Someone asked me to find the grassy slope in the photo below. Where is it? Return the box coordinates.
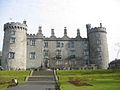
[57,70,120,90]
[0,71,30,90]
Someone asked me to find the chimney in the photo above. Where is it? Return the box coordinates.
[51,29,55,36]
[23,20,27,24]
[100,23,102,27]
[64,27,67,36]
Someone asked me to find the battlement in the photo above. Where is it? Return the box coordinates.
[87,23,106,34]
[4,21,27,31]
[27,34,37,38]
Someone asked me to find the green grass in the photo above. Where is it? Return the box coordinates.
[0,70,30,90]
[57,70,120,90]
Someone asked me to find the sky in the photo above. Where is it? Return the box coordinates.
[0,0,120,62]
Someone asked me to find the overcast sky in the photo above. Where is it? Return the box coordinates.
[0,0,120,62]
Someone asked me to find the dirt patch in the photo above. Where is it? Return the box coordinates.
[68,77,93,86]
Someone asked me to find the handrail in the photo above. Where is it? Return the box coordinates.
[53,69,61,90]
[25,70,33,81]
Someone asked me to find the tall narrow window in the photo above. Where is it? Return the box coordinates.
[44,50,49,56]
[70,50,75,58]
[71,41,74,48]
[8,52,15,59]
[30,52,36,59]
[10,37,16,44]
[68,43,70,48]
[44,42,48,48]
[56,42,60,48]
[56,50,61,59]
[30,39,35,46]
[61,43,64,47]
[68,41,74,48]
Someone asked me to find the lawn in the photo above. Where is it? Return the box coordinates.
[57,70,120,90]
[0,70,30,90]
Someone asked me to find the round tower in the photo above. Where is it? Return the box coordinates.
[86,23,109,69]
[2,21,27,70]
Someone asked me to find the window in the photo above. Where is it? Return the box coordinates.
[68,41,74,48]
[97,47,101,52]
[70,50,75,59]
[70,50,75,55]
[95,34,100,38]
[8,52,15,59]
[68,43,70,48]
[56,50,61,55]
[30,52,36,59]
[56,42,60,48]
[44,50,49,56]
[44,42,48,48]
[84,56,89,59]
[96,40,101,44]
[30,39,35,46]
[10,37,15,43]
[84,51,89,56]
[84,43,88,47]
[71,41,74,48]
[61,43,64,47]
[56,50,61,59]
[10,31,15,35]
[98,56,102,60]
[70,55,75,59]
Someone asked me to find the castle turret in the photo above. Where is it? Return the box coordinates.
[87,23,109,69]
[2,21,27,70]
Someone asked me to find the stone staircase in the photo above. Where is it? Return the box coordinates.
[7,69,60,90]
[26,69,57,90]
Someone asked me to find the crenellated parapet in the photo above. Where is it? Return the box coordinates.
[27,34,36,38]
[87,27,106,34]
[4,21,27,31]
[87,23,106,34]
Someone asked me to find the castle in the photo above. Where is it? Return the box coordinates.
[1,21,109,70]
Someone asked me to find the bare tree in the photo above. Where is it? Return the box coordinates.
[115,43,120,58]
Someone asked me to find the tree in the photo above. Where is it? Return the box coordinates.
[115,43,120,58]
[0,51,2,66]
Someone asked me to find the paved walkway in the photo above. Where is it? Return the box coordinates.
[7,69,57,90]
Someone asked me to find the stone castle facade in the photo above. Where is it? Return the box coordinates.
[1,21,109,70]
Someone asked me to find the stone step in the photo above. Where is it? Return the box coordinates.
[32,70,54,76]
[25,81,56,85]
[27,76,55,81]
[7,84,56,90]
